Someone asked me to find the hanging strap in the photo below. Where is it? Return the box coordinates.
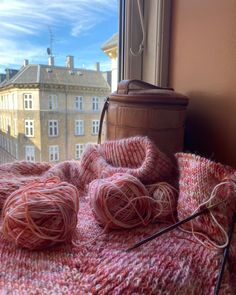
[97,97,109,144]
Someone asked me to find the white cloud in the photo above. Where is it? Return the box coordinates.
[0,38,46,71]
[0,0,117,72]
[0,0,117,37]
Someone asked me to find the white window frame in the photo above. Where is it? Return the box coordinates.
[23,93,33,110]
[75,120,84,136]
[49,145,59,162]
[121,0,171,86]
[75,96,83,111]
[48,120,59,137]
[75,143,84,160]
[92,97,99,112]
[92,120,99,135]
[48,94,58,110]
[25,120,34,137]
[25,145,35,162]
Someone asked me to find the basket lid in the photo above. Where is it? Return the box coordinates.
[110,79,189,106]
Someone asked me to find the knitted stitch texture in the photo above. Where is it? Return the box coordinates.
[0,161,51,211]
[0,198,235,295]
[176,153,236,258]
[44,137,173,193]
[0,143,235,294]
[78,136,173,188]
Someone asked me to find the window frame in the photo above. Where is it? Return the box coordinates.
[24,119,34,137]
[75,120,84,136]
[23,93,33,110]
[92,97,99,112]
[25,145,35,162]
[75,143,84,160]
[92,119,99,135]
[49,145,59,162]
[75,96,83,111]
[120,0,171,86]
[48,94,58,110]
[48,120,59,137]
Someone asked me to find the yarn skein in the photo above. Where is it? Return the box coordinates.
[89,173,153,230]
[146,182,178,222]
[2,177,79,250]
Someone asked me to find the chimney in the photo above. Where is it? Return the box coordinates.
[24,59,29,67]
[66,55,74,69]
[95,62,100,71]
[48,56,54,66]
[5,68,18,80]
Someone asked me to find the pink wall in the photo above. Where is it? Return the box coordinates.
[169,0,236,167]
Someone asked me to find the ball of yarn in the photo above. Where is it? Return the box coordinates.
[146,182,178,222]
[2,177,79,250]
[89,173,152,230]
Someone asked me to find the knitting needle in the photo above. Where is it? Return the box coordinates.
[126,206,210,252]
[214,212,236,295]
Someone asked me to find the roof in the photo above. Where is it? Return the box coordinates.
[0,64,110,90]
[101,33,118,51]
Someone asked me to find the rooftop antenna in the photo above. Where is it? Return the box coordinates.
[47,26,54,57]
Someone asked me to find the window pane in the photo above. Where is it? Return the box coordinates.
[0,0,118,164]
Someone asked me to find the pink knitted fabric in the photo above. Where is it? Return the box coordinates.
[44,160,82,188]
[0,198,235,295]
[0,161,51,211]
[176,153,236,249]
[79,136,173,188]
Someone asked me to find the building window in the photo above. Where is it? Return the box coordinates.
[25,120,34,137]
[48,94,58,110]
[13,118,17,136]
[92,97,99,111]
[48,120,59,137]
[49,145,59,162]
[75,96,83,111]
[25,145,35,162]
[92,120,99,135]
[23,94,33,110]
[75,144,84,159]
[75,120,84,135]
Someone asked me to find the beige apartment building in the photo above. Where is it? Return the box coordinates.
[101,33,118,92]
[0,56,110,164]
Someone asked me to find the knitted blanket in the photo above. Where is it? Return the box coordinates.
[0,137,235,294]
[0,198,235,295]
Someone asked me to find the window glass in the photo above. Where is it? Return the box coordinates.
[25,120,34,137]
[0,0,118,164]
[48,120,59,137]
[75,96,83,111]
[75,120,84,136]
[92,97,99,112]
[25,145,35,162]
[92,120,99,135]
[49,145,59,162]
[48,95,58,110]
[24,94,33,110]
[75,143,84,159]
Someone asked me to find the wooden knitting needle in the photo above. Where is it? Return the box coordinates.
[214,212,236,295]
[126,206,211,252]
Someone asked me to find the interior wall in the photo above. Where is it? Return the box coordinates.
[169,0,236,167]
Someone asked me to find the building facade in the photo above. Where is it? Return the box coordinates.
[101,33,118,92]
[0,57,110,164]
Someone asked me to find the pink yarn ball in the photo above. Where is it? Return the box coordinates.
[2,177,79,250]
[146,182,178,222]
[89,173,152,229]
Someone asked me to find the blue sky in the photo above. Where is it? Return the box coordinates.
[0,0,118,73]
